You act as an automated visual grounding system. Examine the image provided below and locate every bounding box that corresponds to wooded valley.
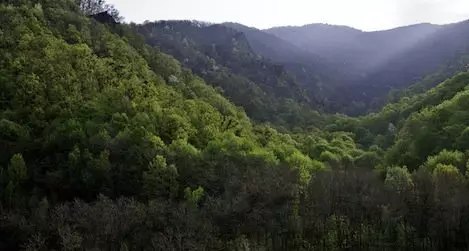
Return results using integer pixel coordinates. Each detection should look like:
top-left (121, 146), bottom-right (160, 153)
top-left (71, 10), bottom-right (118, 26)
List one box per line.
top-left (2, 0), bottom-right (469, 250)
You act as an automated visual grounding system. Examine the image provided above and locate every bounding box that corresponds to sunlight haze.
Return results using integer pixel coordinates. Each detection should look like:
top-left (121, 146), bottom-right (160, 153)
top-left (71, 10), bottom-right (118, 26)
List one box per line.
top-left (107, 0), bottom-right (469, 31)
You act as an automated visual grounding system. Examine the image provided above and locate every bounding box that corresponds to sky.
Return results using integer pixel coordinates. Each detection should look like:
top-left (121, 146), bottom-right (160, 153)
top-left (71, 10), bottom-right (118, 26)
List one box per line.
top-left (106, 0), bottom-right (469, 31)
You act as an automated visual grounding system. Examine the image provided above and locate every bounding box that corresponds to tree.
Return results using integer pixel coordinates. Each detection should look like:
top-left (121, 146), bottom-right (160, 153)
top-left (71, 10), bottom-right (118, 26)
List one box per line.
top-left (424, 150), bottom-right (465, 173)
top-left (77, 0), bottom-right (106, 15)
top-left (184, 186), bottom-right (204, 207)
top-left (385, 166), bottom-right (413, 193)
top-left (2, 154), bottom-right (28, 208)
top-left (77, 0), bottom-right (122, 22)
top-left (142, 155), bottom-right (178, 199)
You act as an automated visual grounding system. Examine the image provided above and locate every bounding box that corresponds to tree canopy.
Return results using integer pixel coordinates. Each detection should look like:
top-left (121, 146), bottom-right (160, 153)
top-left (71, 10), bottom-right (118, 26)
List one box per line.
top-left (2, 0), bottom-right (469, 250)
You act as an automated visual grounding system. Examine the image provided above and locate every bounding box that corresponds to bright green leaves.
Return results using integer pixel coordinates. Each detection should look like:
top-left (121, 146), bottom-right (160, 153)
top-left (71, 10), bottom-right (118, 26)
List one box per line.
top-left (13, 73), bottom-right (45, 110)
top-left (424, 150), bottom-right (465, 173)
top-left (248, 148), bottom-right (279, 166)
top-left (146, 49), bottom-right (182, 80)
top-left (297, 131), bottom-right (378, 169)
top-left (157, 112), bottom-right (195, 144)
top-left (0, 1), bottom-right (335, 211)
top-left (319, 151), bottom-right (340, 166)
top-left (184, 186), bottom-right (204, 207)
top-left (384, 75), bottom-right (469, 169)
top-left (433, 164), bottom-right (460, 178)
top-left (182, 99), bottom-right (223, 147)
top-left (286, 151), bottom-right (323, 185)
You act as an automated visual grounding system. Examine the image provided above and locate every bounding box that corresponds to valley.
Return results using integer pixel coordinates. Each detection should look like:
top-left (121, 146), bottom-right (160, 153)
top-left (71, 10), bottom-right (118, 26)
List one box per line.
top-left (1, 0), bottom-right (469, 250)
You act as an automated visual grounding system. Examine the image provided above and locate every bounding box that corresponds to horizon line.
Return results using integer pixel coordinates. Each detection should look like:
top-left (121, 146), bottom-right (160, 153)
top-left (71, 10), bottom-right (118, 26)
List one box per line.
top-left (133, 18), bottom-right (469, 32)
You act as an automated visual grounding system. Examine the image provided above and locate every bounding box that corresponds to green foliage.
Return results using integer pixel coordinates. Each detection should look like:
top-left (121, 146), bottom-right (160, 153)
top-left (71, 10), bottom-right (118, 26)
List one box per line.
top-left (385, 166), bottom-right (413, 192)
top-left (433, 163), bottom-right (460, 177)
top-left (285, 151), bottom-right (319, 184)
top-left (184, 186), bottom-right (204, 206)
top-left (142, 155), bottom-right (178, 199)
top-left (354, 151), bottom-right (382, 169)
top-left (424, 150), bottom-right (465, 173)
top-left (4, 0), bottom-right (469, 250)
top-left (0, 0), bottom-right (325, 205)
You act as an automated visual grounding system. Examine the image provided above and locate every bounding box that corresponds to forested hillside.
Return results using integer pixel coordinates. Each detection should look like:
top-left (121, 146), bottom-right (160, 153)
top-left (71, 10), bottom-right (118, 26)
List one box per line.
top-left (221, 23), bottom-right (342, 107)
top-left (262, 22), bottom-right (469, 114)
top-left (135, 21), bottom-right (324, 128)
top-left (2, 0), bottom-right (469, 250)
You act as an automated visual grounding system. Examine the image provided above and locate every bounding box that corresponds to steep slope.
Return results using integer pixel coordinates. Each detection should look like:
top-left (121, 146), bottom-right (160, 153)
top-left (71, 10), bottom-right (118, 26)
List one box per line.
top-left (136, 20), bottom-right (325, 127)
top-left (264, 22), bottom-right (469, 114)
top-left (326, 72), bottom-right (469, 165)
top-left (266, 24), bottom-right (362, 69)
top-left (266, 23), bottom-right (440, 74)
top-left (0, 1), bottom-right (329, 248)
top-left (222, 22), bottom-right (321, 64)
top-left (223, 23), bottom-right (363, 110)
top-left (213, 21), bottom-right (469, 115)
top-left (385, 73), bottom-right (469, 168)
top-left (387, 53), bottom-right (469, 101)
top-left (363, 20), bottom-right (469, 88)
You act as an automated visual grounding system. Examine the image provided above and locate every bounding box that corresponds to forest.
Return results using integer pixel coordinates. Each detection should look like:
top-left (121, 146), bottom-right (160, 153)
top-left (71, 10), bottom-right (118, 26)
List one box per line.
top-left (2, 0), bottom-right (469, 250)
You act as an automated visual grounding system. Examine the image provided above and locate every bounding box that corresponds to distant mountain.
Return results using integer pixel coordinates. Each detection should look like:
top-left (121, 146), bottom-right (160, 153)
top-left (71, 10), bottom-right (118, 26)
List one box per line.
top-left (336, 20), bottom-right (469, 114)
top-left (363, 20), bottom-right (469, 88)
top-left (133, 19), bottom-right (469, 115)
top-left (266, 23), bottom-right (441, 74)
top-left (263, 21), bottom-right (469, 114)
top-left (222, 22), bottom-right (321, 64)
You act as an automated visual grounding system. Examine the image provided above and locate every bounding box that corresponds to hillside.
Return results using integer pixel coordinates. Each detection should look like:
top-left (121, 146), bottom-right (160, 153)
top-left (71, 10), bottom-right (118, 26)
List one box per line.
top-left (222, 22), bottom-right (318, 64)
top-left (223, 21), bottom-right (469, 114)
top-left (135, 20), bottom-right (325, 128)
top-left (264, 22), bottom-right (469, 114)
top-left (266, 23), bottom-right (440, 73)
top-left (0, 0), bottom-right (369, 249)
top-left (3, 0), bottom-right (469, 250)
top-left (221, 22), bottom-right (344, 105)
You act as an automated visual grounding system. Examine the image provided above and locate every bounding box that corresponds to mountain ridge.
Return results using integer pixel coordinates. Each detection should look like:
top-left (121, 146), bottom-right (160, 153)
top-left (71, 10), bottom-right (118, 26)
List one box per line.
top-left (264, 22), bottom-right (443, 33)
top-left (226, 19), bottom-right (469, 114)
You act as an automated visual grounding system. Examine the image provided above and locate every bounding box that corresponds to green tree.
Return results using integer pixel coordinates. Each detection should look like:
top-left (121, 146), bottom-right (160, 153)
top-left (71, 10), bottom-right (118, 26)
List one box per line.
top-left (2, 154), bottom-right (28, 208)
top-left (385, 166), bottom-right (413, 193)
top-left (142, 155), bottom-right (178, 199)
top-left (424, 150), bottom-right (465, 173)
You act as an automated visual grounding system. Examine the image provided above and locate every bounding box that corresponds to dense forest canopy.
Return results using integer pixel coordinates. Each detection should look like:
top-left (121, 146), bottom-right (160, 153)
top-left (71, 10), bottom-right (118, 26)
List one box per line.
top-left (2, 0), bottom-right (469, 250)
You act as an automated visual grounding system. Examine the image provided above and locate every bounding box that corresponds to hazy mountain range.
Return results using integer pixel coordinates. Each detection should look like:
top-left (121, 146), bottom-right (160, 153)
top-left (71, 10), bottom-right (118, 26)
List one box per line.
top-left (143, 18), bottom-right (469, 114)
top-left (222, 20), bottom-right (469, 113)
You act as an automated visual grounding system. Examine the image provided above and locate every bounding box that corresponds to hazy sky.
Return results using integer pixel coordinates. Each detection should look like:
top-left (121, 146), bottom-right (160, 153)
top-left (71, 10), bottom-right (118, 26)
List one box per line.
top-left (107, 0), bottom-right (469, 31)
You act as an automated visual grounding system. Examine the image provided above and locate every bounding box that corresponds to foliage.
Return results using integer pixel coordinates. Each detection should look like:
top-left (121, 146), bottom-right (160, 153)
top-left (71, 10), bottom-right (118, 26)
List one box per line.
top-left (3, 0), bottom-right (469, 250)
